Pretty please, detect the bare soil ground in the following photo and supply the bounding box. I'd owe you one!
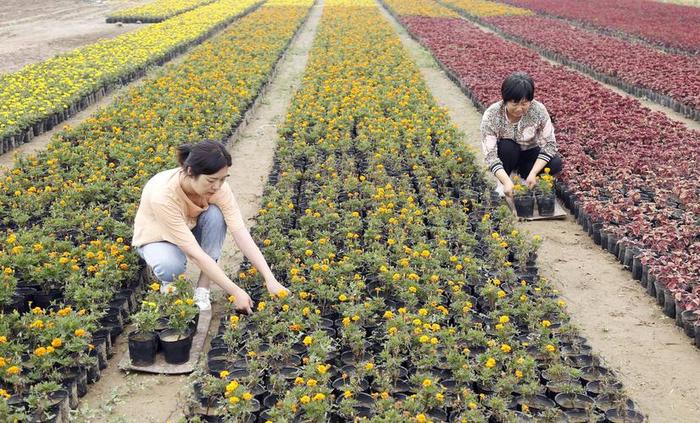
[378,3,700,422]
[0,0,151,74]
[75,2,325,421]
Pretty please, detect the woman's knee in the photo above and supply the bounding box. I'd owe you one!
[497,138,521,169]
[546,155,564,175]
[199,204,226,228]
[151,258,186,282]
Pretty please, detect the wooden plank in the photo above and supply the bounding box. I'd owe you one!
[119,309,212,375]
[504,196,568,221]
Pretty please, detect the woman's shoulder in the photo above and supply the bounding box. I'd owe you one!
[481,101,503,123]
[529,100,549,115]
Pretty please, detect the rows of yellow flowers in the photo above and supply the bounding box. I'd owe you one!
[0,0,314,417]
[380,0,459,17]
[107,0,218,23]
[184,0,582,421]
[0,0,260,148]
[441,0,533,17]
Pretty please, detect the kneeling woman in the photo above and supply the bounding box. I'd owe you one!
[132,140,288,313]
[480,72,564,197]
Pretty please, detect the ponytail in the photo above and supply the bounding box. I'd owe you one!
[176,140,231,176]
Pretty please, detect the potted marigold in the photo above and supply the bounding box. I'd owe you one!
[512,176,534,218]
[128,302,159,366]
[535,169,556,216]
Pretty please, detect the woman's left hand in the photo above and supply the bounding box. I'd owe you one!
[525,174,538,189]
[265,277,291,297]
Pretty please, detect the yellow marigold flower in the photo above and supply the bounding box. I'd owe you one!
[436,392,444,402]
[541,320,552,328]
[388,327,398,336]
[495,323,504,330]
[277,290,289,299]
[430,337,439,345]
[416,413,427,423]
[46,346,55,353]
[380,391,390,400]
[294,377,305,385]
[304,249,313,257]
[418,308,428,316]
[229,396,240,404]
[303,336,313,346]
[31,307,44,315]
[74,329,87,337]
[242,392,253,401]
[263,239,271,246]
[515,370,524,378]
[392,273,401,281]
[34,347,47,357]
[0,389,9,399]
[306,379,317,387]
[30,319,44,329]
[365,362,374,371]
[149,282,160,291]
[300,395,311,404]
[0,357,5,367]
[228,295,236,303]
[383,311,394,319]
[421,250,430,258]
[338,294,348,302]
[501,344,511,353]
[316,364,330,374]
[419,335,429,344]
[226,380,239,393]
[468,401,478,410]
[558,300,567,308]
[545,344,556,353]
[499,315,510,324]
[497,290,507,298]
[51,338,62,348]
[422,378,432,387]
[257,302,266,312]
[6,366,20,375]
[220,370,230,379]
[313,393,325,401]
[344,390,352,399]
[485,357,496,368]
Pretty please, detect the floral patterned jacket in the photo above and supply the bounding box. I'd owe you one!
[480,100,557,174]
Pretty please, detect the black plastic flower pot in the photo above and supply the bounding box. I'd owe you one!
[591,223,603,245]
[159,329,193,364]
[67,366,88,397]
[554,393,595,410]
[332,377,369,393]
[653,280,665,306]
[128,331,158,366]
[513,195,535,218]
[662,290,676,318]
[631,256,643,281]
[536,193,555,216]
[695,325,700,349]
[605,408,644,423]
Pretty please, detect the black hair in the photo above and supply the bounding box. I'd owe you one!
[176,140,232,176]
[501,72,535,103]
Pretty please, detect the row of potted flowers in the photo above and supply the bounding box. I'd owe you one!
[382,0,700,339]
[106,0,218,23]
[499,0,700,53]
[440,0,700,120]
[0,0,262,154]
[185,1,642,421]
[0,1,316,419]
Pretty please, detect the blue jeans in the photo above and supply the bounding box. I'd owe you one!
[137,205,227,282]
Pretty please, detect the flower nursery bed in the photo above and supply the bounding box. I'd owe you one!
[0,0,316,419]
[382,0,700,346]
[184,1,645,422]
[498,0,700,54]
[0,0,263,157]
[440,0,700,121]
[106,0,219,23]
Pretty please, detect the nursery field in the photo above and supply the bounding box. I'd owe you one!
[0,0,699,422]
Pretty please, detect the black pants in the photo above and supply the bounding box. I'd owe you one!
[497,138,563,178]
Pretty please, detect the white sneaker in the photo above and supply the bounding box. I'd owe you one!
[194,287,211,311]
[160,282,178,295]
[494,181,505,198]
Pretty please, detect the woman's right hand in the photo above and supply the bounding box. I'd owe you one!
[231,285,253,314]
[503,179,514,197]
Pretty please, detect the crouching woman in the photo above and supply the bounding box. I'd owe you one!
[132,140,288,313]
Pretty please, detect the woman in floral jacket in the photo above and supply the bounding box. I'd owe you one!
[480,72,564,197]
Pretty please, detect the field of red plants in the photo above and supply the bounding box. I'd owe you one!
[500,0,700,53]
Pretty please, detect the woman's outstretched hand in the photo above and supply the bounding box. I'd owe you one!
[265,277,290,297]
[231,285,253,314]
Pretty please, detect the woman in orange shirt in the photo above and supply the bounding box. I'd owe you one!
[132,140,288,313]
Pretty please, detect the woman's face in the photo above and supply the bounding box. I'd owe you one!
[189,166,229,197]
[505,98,532,119]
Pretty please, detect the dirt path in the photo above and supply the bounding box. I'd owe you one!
[378,2,700,422]
[0,0,152,74]
[75,2,324,422]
